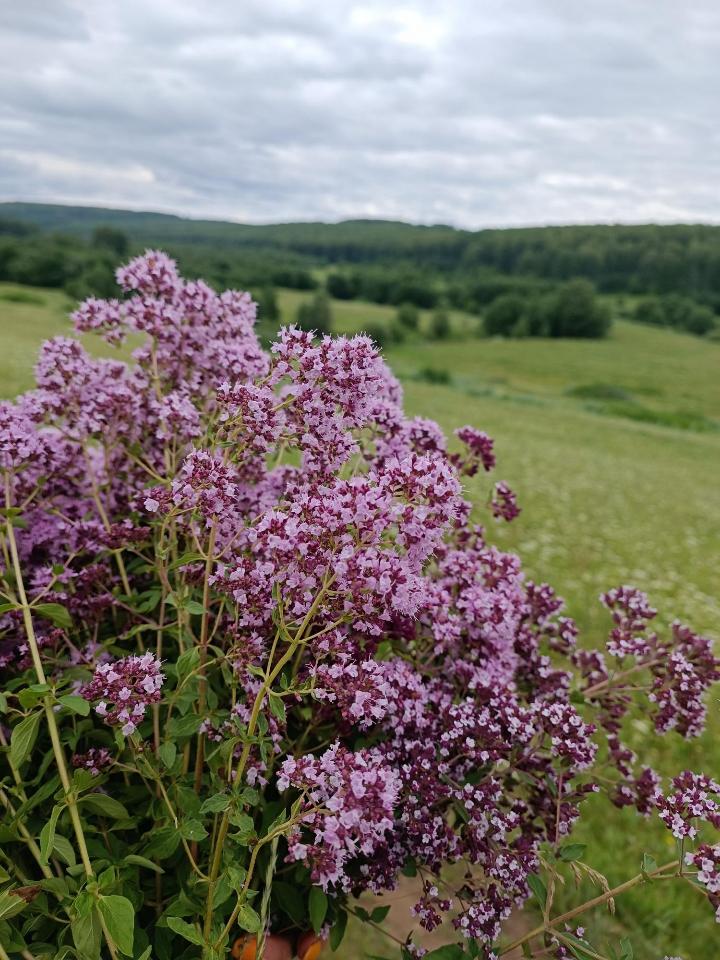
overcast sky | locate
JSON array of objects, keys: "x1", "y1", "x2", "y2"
[{"x1": 1, "y1": 0, "x2": 719, "y2": 228}]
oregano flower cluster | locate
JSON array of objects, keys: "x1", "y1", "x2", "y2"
[{"x1": 0, "y1": 251, "x2": 718, "y2": 960}]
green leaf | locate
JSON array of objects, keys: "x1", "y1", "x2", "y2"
[
  {"x1": 527, "y1": 873, "x2": 547, "y2": 908},
  {"x1": 309, "y1": 886, "x2": 328, "y2": 933},
  {"x1": 0, "y1": 889, "x2": 29, "y2": 921},
  {"x1": 143, "y1": 826, "x2": 180, "y2": 860},
  {"x1": 168, "y1": 713, "x2": 203, "y2": 738},
  {"x1": 159, "y1": 741, "x2": 177, "y2": 769},
  {"x1": 423, "y1": 947, "x2": 465, "y2": 960},
  {"x1": 560, "y1": 933, "x2": 596, "y2": 960},
  {"x1": 237, "y1": 903, "x2": 261, "y2": 933},
  {"x1": 184, "y1": 599, "x2": 207, "y2": 615},
  {"x1": 81, "y1": 794, "x2": 129, "y2": 819},
  {"x1": 98, "y1": 895, "x2": 135, "y2": 956},
  {"x1": 175, "y1": 646, "x2": 200, "y2": 680},
  {"x1": 212, "y1": 871, "x2": 235, "y2": 909},
  {"x1": 227, "y1": 864, "x2": 248, "y2": 893},
  {"x1": 136, "y1": 590, "x2": 161, "y2": 613},
  {"x1": 370, "y1": 905, "x2": 391, "y2": 924},
  {"x1": 558, "y1": 843, "x2": 587, "y2": 862},
  {"x1": 58, "y1": 694, "x2": 91, "y2": 716},
  {"x1": 375, "y1": 640, "x2": 393, "y2": 661},
  {"x1": 179, "y1": 819, "x2": 208, "y2": 841},
  {"x1": 168, "y1": 551, "x2": 205, "y2": 571},
  {"x1": 0, "y1": 865, "x2": 9, "y2": 883},
  {"x1": 10, "y1": 712, "x2": 41, "y2": 768},
  {"x1": 199, "y1": 794, "x2": 230, "y2": 815},
  {"x1": 16, "y1": 689, "x2": 46, "y2": 711},
  {"x1": 269, "y1": 694, "x2": 287, "y2": 723},
  {"x1": 641, "y1": 853, "x2": 657, "y2": 877},
  {"x1": 329, "y1": 910, "x2": 348, "y2": 951},
  {"x1": 167, "y1": 916, "x2": 204, "y2": 945},
  {"x1": 619, "y1": 937, "x2": 634, "y2": 960},
  {"x1": 52, "y1": 835, "x2": 76, "y2": 867},
  {"x1": 40, "y1": 804, "x2": 63, "y2": 865},
  {"x1": 228, "y1": 811, "x2": 255, "y2": 834},
  {"x1": 34, "y1": 602, "x2": 72, "y2": 629},
  {"x1": 71, "y1": 906, "x2": 102, "y2": 959},
  {"x1": 273, "y1": 880, "x2": 305, "y2": 926},
  {"x1": 124, "y1": 854, "x2": 164, "y2": 874}
]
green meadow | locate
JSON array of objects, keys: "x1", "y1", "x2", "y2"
[{"x1": 2, "y1": 282, "x2": 719, "y2": 958}]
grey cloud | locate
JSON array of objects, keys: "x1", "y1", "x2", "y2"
[{"x1": 0, "y1": 0, "x2": 719, "y2": 226}]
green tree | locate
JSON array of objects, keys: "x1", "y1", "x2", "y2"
[
  {"x1": 92, "y1": 226, "x2": 129, "y2": 257},
  {"x1": 257, "y1": 285, "x2": 279, "y2": 323},
  {"x1": 64, "y1": 259, "x2": 117, "y2": 299}
]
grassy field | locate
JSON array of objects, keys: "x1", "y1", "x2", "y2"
[{"x1": 2, "y1": 283, "x2": 720, "y2": 958}]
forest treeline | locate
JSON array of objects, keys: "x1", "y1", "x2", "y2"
[{"x1": 2, "y1": 202, "x2": 720, "y2": 339}]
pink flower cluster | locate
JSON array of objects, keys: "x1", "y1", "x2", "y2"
[
  {"x1": 687, "y1": 845, "x2": 720, "y2": 922},
  {"x1": 453, "y1": 425, "x2": 496, "y2": 474},
  {"x1": 72, "y1": 747, "x2": 114, "y2": 776},
  {"x1": 2, "y1": 252, "x2": 718, "y2": 950},
  {"x1": 602, "y1": 585, "x2": 657, "y2": 658},
  {"x1": 81, "y1": 653, "x2": 165, "y2": 735},
  {"x1": 278, "y1": 743, "x2": 400, "y2": 891},
  {"x1": 655, "y1": 771, "x2": 720, "y2": 839}
]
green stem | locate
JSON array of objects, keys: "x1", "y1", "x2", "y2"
[
  {"x1": 204, "y1": 578, "x2": 333, "y2": 939},
  {"x1": 0, "y1": 787, "x2": 53, "y2": 880},
  {"x1": 255, "y1": 835, "x2": 279, "y2": 960},
  {"x1": 4, "y1": 481, "x2": 119, "y2": 960},
  {"x1": 583, "y1": 657, "x2": 662, "y2": 698},
  {"x1": 193, "y1": 523, "x2": 217, "y2": 798},
  {"x1": 212, "y1": 816, "x2": 305, "y2": 950},
  {"x1": 499, "y1": 859, "x2": 678, "y2": 956}
]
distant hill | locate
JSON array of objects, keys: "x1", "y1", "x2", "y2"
[
  {"x1": 3, "y1": 201, "x2": 720, "y2": 305},
  {"x1": 0, "y1": 202, "x2": 466, "y2": 265}
]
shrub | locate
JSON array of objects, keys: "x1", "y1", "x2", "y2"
[
  {"x1": 256, "y1": 285, "x2": 280, "y2": 324},
  {"x1": 634, "y1": 295, "x2": 718, "y2": 336},
  {"x1": 485, "y1": 283, "x2": 611, "y2": 339},
  {"x1": 325, "y1": 273, "x2": 357, "y2": 300},
  {"x1": 428, "y1": 306, "x2": 451, "y2": 339},
  {"x1": 362, "y1": 322, "x2": 388, "y2": 349},
  {"x1": 633, "y1": 297, "x2": 667, "y2": 327},
  {"x1": 566, "y1": 383, "x2": 634, "y2": 402},
  {"x1": 396, "y1": 302, "x2": 420, "y2": 330},
  {"x1": 0, "y1": 288, "x2": 46, "y2": 305},
  {"x1": 415, "y1": 365, "x2": 452, "y2": 385},
  {"x1": 0, "y1": 252, "x2": 719, "y2": 959},
  {"x1": 546, "y1": 279, "x2": 611, "y2": 338},
  {"x1": 295, "y1": 290, "x2": 333, "y2": 335},
  {"x1": 483, "y1": 293, "x2": 527, "y2": 337}
]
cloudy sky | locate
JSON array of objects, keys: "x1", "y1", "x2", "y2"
[{"x1": 1, "y1": 0, "x2": 719, "y2": 227}]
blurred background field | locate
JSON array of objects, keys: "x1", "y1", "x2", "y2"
[{"x1": 2, "y1": 274, "x2": 719, "y2": 958}]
